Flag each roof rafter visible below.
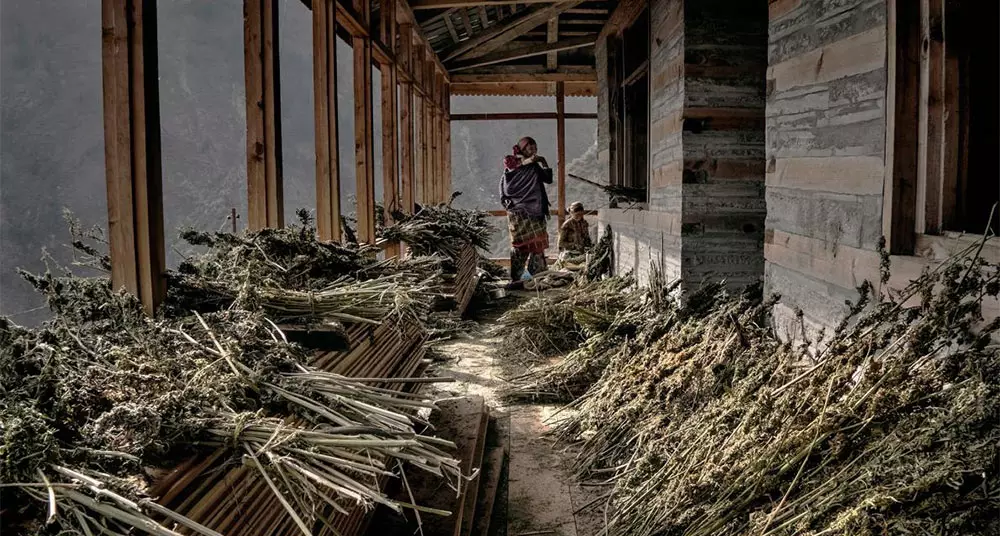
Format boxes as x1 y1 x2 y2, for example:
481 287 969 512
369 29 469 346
441 1 582 62
448 35 595 71
410 0 554 9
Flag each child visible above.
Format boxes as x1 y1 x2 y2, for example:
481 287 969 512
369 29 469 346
558 202 593 253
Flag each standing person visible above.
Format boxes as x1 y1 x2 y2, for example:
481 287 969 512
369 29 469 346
558 201 593 253
500 136 553 280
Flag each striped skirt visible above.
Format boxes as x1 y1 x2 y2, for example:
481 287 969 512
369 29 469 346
507 213 549 254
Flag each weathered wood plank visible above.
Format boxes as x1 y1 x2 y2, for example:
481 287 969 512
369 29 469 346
767 156 884 196
883 0 919 254
314 0 342 241
448 35 595 71
767 27 886 93
102 0 165 315
244 0 267 229
354 34 376 243
262 0 283 228
916 0 944 234
442 1 582 62
399 81 416 213
556 81 566 223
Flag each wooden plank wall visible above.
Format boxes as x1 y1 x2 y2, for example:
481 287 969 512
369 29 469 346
763 0 891 341
679 0 767 293
596 0 766 290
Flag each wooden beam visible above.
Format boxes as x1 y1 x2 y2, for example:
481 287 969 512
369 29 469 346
448 35 594 71
400 80 416 213
381 61 400 256
102 0 165 315
394 0 451 80
353 33 376 243
940 1 961 232
451 111 596 120
378 0 396 50
459 9 475 37
450 66 595 81
411 0 555 9
314 0 341 241
599 0 645 38
441 1 581 63
336 0 369 37
244 0 284 229
556 81 566 223
478 6 491 27
443 84 452 202
883 0 920 254
916 0 945 234
443 9 461 42
546 16 558 70
450 80 596 96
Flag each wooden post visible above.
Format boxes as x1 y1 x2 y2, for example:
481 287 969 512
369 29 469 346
443 82 452 203
399 25 416 214
379 0 399 256
556 81 566 223
314 0 341 241
430 102 440 204
102 0 166 315
916 0 944 234
884 0 920 255
244 0 284 230
353 33 376 243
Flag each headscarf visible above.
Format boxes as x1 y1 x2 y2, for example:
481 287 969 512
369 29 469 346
502 137 537 171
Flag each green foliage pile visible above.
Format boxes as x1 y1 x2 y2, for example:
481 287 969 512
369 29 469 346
490 275 639 362
0 219 460 535
549 244 1000 536
380 204 496 262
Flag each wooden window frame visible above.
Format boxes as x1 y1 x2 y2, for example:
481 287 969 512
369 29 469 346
884 0 996 260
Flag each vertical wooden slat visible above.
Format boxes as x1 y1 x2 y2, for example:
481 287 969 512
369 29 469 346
940 1 960 232
263 0 283 228
244 0 266 229
556 81 566 224
244 0 283 230
883 0 920 255
400 82 415 213
353 34 376 243
102 0 165 315
399 24 415 213
379 1 399 257
916 0 944 234
314 0 341 241
443 83 451 203
546 16 559 70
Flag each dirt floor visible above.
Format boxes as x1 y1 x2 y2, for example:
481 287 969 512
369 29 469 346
428 323 608 536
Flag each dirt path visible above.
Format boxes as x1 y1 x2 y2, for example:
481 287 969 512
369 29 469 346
428 330 607 536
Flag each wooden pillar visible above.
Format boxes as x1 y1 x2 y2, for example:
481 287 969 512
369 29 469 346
353 34 376 243
244 0 284 229
399 25 416 214
430 103 440 204
443 82 452 203
556 81 566 223
916 0 945 235
101 0 165 315
313 0 340 241
379 2 399 256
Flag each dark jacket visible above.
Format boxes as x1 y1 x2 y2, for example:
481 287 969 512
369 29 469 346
499 163 553 219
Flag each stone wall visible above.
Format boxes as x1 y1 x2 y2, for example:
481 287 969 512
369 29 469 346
763 0 890 341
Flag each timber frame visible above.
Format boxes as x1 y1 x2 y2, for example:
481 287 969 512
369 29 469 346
98 0 611 313
99 0 451 313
